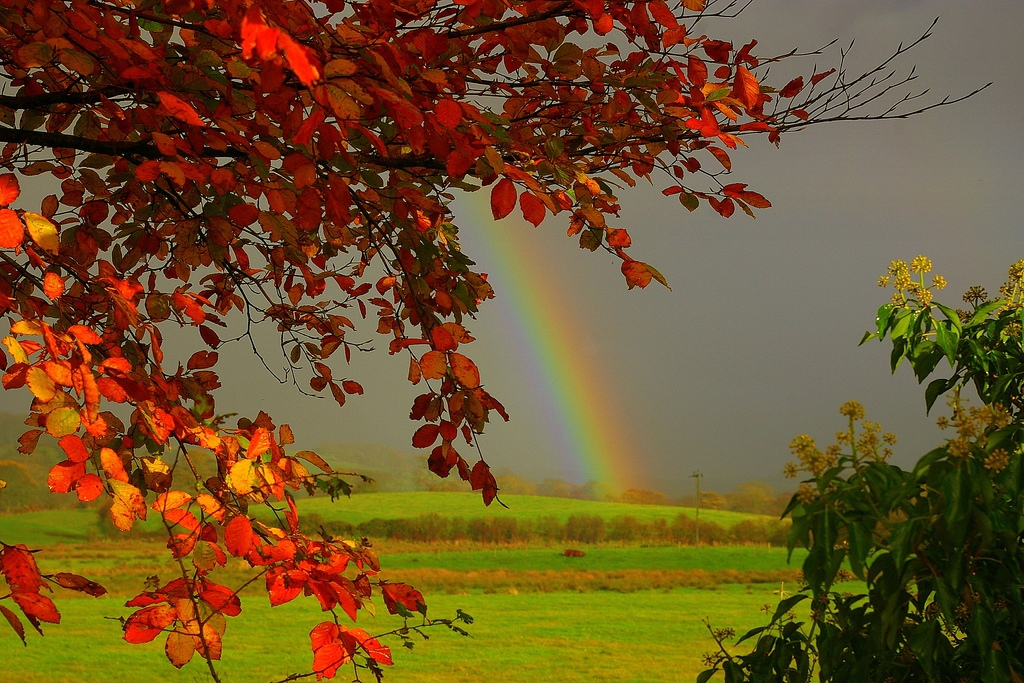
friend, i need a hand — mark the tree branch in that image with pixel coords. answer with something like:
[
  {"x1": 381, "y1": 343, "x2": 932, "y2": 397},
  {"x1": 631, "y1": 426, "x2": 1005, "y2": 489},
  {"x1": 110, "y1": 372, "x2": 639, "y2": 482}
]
[
  {"x1": 0, "y1": 86, "x2": 128, "y2": 110},
  {"x1": 0, "y1": 125, "x2": 158, "y2": 158},
  {"x1": 447, "y1": 2, "x2": 574, "y2": 38}
]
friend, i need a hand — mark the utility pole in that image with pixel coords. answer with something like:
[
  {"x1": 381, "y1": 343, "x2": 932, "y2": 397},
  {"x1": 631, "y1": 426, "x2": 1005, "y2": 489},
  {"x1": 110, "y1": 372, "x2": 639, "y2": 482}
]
[{"x1": 691, "y1": 470, "x2": 703, "y2": 546}]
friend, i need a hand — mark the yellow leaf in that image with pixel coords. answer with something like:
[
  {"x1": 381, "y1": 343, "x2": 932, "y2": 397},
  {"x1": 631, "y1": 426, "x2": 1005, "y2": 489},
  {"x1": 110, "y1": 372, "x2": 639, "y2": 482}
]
[
  {"x1": 27, "y1": 366, "x2": 57, "y2": 401},
  {"x1": 2, "y1": 336, "x2": 28, "y2": 364},
  {"x1": 45, "y1": 406, "x2": 81, "y2": 438},
  {"x1": 10, "y1": 320, "x2": 42, "y2": 336},
  {"x1": 109, "y1": 480, "x2": 147, "y2": 532},
  {"x1": 24, "y1": 212, "x2": 59, "y2": 254},
  {"x1": 165, "y1": 630, "x2": 197, "y2": 669},
  {"x1": 229, "y1": 459, "x2": 260, "y2": 497}
]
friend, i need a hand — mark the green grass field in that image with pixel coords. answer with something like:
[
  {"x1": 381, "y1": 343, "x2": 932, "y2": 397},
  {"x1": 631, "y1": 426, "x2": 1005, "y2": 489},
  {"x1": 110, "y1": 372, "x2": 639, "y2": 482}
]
[
  {"x1": 297, "y1": 491, "x2": 767, "y2": 527},
  {"x1": 1, "y1": 586, "x2": 777, "y2": 683},
  {"x1": 0, "y1": 493, "x2": 801, "y2": 682}
]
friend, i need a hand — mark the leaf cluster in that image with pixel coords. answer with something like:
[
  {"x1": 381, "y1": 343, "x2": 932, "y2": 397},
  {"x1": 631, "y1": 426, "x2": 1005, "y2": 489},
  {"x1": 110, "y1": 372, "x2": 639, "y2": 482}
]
[{"x1": 700, "y1": 259, "x2": 1024, "y2": 682}]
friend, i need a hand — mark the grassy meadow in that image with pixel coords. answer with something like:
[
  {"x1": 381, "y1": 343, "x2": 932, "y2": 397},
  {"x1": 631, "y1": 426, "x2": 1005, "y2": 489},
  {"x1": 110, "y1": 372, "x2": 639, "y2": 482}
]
[{"x1": 0, "y1": 492, "x2": 806, "y2": 682}]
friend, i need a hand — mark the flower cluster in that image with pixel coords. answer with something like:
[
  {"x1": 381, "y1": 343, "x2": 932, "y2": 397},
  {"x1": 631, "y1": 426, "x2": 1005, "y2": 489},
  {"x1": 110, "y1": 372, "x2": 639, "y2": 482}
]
[
  {"x1": 784, "y1": 402, "x2": 895, "y2": 483},
  {"x1": 877, "y1": 256, "x2": 946, "y2": 307},
  {"x1": 936, "y1": 398, "x2": 1016, "y2": 470},
  {"x1": 998, "y1": 258, "x2": 1024, "y2": 309}
]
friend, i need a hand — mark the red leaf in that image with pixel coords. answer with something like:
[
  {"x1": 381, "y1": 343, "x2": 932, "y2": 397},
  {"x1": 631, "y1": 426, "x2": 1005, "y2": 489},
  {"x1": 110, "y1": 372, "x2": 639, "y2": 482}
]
[
  {"x1": 341, "y1": 380, "x2": 363, "y2": 395},
  {"x1": 12, "y1": 592, "x2": 60, "y2": 624},
  {"x1": 435, "y1": 99, "x2": 462, "y2": 128},
  {"x1": 229, "y1": 203, "x2": 260, "y2": 226},
  {"x1": 470, "y1": 459, "x2": 498, "y2": 506},
  {"x1": 225, "y1": 516, "x2": 254, "y2": 557},
  {"x1": 780, "y1": 76, "x2": 804, "y2": 98},
  {"x1": 124, "y1": 604, "x2": 177, "y2": 643},
  {"x1": 519, "y1": 192, "x2": 546, "y2": 227},
  {"x1": 490, "y1": 178, "x2": 516, "y2": 220},
  {"x1": 380, "y1": 582, "x2": 425, "y2": 616},
  {"x1": 52, "y1": 572, "x2": 107, "y2": 597},
  {"x1": 811, "y1": 68, "x2": 836, "y2": 86},
  {"x1": 411, "y1": 423, "x2": 440, "y2": 448},
  {"x1": 0, "y1": 174, "x2": 20, "y2": 206},
  {"x1": 430, "y1": 325, "x2": 457, "y2": 352},
  {"x1": 1, "y1": 545, "x2": 43, "y2": 593},
  {"x1": 0, "y1": 604, "x2": 25, "y2": 645},
  {"x1": 0, "y1": 209, "x2": 24, "y2": 249}
]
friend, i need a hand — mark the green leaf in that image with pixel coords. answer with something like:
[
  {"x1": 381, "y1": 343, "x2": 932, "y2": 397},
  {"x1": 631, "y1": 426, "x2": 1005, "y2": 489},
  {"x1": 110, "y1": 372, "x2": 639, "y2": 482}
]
[
  {"x1": 934, "y1": 322, "x2": 959, "y2": 364},
  {"x1": 924, "y1": 377, "x2": 953, "y2": 413},
  {"x1": 875, "y1": 303, "x2": 895, "y2": 336},
  {"x1": 889, "y1": 309, "x2": 914, "y2": 341},
  {"x1": 696, "y1": 669, "x2": 716, "y2": 683}
]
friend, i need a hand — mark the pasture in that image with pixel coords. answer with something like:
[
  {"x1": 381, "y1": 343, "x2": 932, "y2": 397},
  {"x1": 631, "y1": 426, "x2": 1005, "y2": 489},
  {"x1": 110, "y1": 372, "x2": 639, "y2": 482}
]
[{"x1": 0, "y1": 493, "x2": 803, "y2": 682}]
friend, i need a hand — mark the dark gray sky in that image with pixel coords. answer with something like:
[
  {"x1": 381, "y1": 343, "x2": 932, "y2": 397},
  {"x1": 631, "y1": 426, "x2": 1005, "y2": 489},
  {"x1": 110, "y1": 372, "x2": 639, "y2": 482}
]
[{"x1": 6, "y1": 0, "x2": 1021, "y2": 497}]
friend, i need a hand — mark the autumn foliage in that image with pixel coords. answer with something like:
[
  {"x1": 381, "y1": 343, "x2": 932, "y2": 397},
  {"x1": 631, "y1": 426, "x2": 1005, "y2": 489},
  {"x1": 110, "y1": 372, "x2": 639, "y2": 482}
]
[{"x1": 0, "y1": 0, "x2": 968, "y2": 679}]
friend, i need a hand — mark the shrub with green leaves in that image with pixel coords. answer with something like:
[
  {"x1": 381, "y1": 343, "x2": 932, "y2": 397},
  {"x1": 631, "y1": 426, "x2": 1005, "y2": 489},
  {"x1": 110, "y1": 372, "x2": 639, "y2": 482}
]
[{"x1": 699, "y1": 258, "x2": 1024, "y2": 683}]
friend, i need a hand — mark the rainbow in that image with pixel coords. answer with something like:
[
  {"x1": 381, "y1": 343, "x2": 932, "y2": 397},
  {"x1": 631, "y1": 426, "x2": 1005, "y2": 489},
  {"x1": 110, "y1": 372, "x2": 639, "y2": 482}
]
[{"x1": 454, "y1": 194, "x2": 640, "y2": 491}]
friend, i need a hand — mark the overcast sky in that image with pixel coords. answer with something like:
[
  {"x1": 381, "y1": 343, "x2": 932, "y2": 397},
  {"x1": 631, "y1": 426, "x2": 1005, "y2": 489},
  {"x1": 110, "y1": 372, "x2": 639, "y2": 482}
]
[{"x1": 6, "y1": 0, "x2": 1021, "y2": 497}]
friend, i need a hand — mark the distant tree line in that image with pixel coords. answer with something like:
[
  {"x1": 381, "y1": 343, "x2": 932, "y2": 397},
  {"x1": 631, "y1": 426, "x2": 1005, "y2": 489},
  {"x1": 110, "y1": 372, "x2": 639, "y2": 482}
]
[{"x1": 298, "y1": 512, "x2": 790, "y2": 546}]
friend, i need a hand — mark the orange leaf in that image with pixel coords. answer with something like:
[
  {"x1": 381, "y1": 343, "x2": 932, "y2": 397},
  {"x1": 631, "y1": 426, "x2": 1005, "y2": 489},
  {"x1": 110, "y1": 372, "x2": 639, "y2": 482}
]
[
  {"x1": 490, "y1": 178, "x2": 516, "y2": 220},
  {"x1": 156, "y1": 92, "x2": 206, "y2": 128},
  {"x1": 246, "y1": 427, "x2": 272, "y2": 459},
  {"x1": 100, "y1": 447, "x2": 129, "y2": 482},
  {"x1": 58, "y1": 434, "x2": 90, "y2": 463},
  {"x1": 621, "y1": 260, "x2": 653, "y2": 289},
  {"x1": 153, "y1": 490, "x2": 193, "y2": 513},
  {"x1": 419, "y1": 350, "x2": 447, "y2": 380},
  {"x1": 47, "y1": 460, "x2": 85, "y2": 494},
  {"x1": 0, "y1": 174, "x2": 20, "y2": 206},
  {"x1": 43, "y1": 272, "x2": 65, "y2": 299},
  {"x1": 279, "y1": 35, "x2": 321, "y2": 85},
  {"x1": 449, "y1": 353, "x2": 481, "y2": 388},
  {"x1": 75, "y1": 474, "x2": 103, "y2": 502},
  {"x1": 0, "y1": 209, "x2": 24, "y2": 249},
  {"x1": 731, "y1": 65, "x2": 761, "y2": 110}
]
